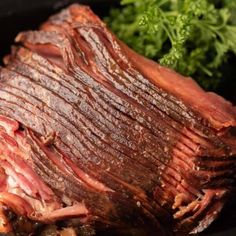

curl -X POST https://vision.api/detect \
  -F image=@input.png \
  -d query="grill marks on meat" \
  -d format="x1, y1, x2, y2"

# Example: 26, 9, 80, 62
0, 4, 235, 235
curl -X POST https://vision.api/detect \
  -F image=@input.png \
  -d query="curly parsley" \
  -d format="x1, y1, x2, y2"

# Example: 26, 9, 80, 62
105, 0, 236, 89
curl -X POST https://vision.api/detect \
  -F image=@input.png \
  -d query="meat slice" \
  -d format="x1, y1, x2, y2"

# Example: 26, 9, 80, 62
0, 4, 235, 235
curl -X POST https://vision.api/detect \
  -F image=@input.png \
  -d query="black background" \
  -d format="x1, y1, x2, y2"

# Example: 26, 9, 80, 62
0, 1, 235, 235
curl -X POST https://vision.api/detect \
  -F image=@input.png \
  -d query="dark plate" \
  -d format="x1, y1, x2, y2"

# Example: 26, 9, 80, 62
0, 1, 235, 235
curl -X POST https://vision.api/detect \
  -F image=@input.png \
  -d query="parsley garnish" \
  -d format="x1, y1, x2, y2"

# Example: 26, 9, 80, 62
105, 0, 236, 89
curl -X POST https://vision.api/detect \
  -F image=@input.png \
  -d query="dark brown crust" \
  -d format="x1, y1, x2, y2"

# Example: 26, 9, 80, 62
0, 4, 235, 236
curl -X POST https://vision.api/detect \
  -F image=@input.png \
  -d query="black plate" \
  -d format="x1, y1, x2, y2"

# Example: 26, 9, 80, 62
0, 1, 235, 235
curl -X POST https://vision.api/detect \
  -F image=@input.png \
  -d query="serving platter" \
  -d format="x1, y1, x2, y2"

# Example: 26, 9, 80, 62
0, 1, 235, 235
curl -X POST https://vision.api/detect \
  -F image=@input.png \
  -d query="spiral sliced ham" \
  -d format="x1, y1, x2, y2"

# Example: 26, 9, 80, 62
0, 4, 235, 235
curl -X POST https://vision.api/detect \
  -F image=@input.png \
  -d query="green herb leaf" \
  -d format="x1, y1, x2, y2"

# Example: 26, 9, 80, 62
105, 0, 236, 90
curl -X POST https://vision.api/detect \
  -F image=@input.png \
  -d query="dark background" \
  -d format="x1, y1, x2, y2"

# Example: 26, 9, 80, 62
0, 0, 236, 235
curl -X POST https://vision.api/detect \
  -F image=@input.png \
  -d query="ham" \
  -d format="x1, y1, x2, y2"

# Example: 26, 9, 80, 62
0, 4, 235, 235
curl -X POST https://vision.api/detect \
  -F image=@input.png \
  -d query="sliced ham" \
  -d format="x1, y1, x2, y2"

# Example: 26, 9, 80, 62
0, 4, 235, 235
